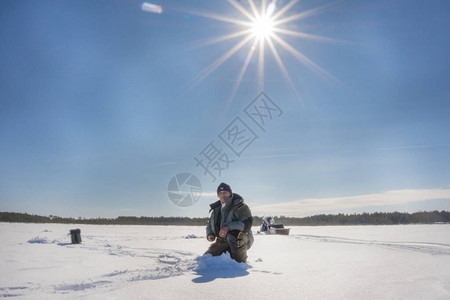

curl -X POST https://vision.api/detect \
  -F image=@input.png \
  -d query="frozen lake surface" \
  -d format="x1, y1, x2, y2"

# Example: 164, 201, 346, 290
1, 223, 449, 299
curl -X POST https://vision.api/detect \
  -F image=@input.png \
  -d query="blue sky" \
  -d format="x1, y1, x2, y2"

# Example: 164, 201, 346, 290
1, 0, 449, 218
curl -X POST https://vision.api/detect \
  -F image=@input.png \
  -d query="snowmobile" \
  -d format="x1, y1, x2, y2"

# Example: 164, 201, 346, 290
257, 216, 290, 235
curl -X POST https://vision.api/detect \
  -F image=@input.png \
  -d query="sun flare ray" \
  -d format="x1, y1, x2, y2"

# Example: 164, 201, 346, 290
185, 35, 254, 93
227, 0, 256, 22
271, 34, 341, 85
175, 7, 252, 27
272, 28, 343, 44
248, 0, 260, 18
266, 37, 301, 101
271, 0, 300, 20
258, 39, 265, 91
273, 1, 341, 26
228, 39, 259, 106
187, 29, 253, 50
261, 0, 267, 15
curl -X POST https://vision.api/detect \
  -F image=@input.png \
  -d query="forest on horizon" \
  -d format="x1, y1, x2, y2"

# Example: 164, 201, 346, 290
0, 211, 449, 226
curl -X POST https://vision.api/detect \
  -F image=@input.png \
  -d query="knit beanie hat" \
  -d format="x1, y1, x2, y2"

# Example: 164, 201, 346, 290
217, 182, 232, 196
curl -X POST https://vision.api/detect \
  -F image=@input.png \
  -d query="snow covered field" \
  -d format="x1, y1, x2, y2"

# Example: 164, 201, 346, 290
1, 223, 449, 299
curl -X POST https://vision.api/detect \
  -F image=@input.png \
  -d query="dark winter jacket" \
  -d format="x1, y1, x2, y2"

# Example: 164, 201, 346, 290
206, 193, 254, 243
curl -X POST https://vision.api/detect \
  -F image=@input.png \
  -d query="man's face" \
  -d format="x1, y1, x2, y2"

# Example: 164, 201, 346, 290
218, 190, 231, 203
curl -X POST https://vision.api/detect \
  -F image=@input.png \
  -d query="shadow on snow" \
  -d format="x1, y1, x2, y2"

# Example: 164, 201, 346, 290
192, 253, 250, 283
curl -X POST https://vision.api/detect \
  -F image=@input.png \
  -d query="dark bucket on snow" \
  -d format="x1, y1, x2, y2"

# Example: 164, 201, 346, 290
70, 229, 82, 244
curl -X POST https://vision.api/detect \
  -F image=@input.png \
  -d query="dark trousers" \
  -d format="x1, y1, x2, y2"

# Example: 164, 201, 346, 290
204, 232, 251, 263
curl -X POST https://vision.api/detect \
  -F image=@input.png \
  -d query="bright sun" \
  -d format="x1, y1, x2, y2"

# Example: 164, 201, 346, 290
183, 0, 339, 100
252, 15, 274, 40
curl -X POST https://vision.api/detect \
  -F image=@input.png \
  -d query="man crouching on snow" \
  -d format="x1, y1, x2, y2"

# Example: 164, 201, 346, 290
204, 182, 254, 263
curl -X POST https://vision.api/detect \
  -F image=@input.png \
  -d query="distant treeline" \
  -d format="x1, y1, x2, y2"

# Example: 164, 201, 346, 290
0, 211, 449, 226
274, 211, 450, 226
0, 213, 208, 226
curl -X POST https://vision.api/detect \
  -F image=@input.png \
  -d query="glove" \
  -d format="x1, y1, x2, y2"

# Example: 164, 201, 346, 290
207, 234, 216, 242
219, 226, 229, 238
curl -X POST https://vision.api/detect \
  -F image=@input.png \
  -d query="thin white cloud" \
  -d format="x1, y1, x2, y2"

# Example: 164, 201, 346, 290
154, 161, 190, 166
380, 144, 450, 151
242, 153, 304, 160
250, 188, 450, 217
200, 191, 218, 199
